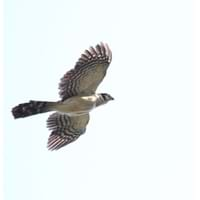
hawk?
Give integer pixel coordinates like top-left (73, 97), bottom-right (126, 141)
top-left (12, 42), bottom-right (114, 150)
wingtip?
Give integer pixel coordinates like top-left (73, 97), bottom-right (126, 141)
top-left (99, 42), bottom-right (112, 62)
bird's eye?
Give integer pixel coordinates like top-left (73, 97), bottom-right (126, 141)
top-left (101, 94), bottom-right (107, 101)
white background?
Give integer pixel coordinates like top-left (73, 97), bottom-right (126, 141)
top-left (3, 0), bottom-right (199, 200)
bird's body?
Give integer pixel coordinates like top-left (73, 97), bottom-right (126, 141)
top-left (39, 94), bottom-right (111, 116)
top-left (56, 95), bottom-right (98, 115)
top-left (12, 43), bottom-right (113, 150)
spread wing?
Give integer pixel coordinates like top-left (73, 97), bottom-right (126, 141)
top-left (47, 112), bottom-right (90, 150)
top-left (59, 42), bottom-right (112, 101)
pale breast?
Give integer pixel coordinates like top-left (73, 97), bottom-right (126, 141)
top-left (55, 96), bottom-right (97, 115)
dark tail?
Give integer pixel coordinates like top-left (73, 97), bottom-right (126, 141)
top-left (12, 100), bottom-right (56, 119)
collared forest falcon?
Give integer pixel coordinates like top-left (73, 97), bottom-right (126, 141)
top-left (12, 43), bottom-right (114, 151)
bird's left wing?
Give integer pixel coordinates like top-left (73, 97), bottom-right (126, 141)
top-left (59, 43), bottom-right (112, 101)
top-left (47, 112), bottom-right (90, 150)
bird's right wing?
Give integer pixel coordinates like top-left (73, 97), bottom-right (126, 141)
top-left (59, 43), bottom-right (112, 101)
top-left (47, 112), bottom-right (90, 150)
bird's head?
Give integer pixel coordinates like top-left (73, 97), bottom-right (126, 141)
top-left (100, 93), bottom-right (114, 103)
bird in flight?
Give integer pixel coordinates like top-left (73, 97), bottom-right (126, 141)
top-left (12, 42), bottom-right (114, 150)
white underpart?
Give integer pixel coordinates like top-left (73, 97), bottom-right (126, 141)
top-left (52, 95), bottom-right (102, 116)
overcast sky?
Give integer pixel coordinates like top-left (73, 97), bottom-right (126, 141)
top-left (4, 0), bottom-right (197, 200)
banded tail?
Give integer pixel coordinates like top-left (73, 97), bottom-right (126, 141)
top-left (12, 100), bottom-right (56, 119)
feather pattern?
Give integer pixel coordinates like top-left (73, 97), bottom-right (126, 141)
top-left (47, 112), bottom-right (89, 150)
top-left (59, 43), bottom-right (112, 101)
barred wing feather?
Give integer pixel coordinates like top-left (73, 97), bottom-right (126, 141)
top-left (59, 43), bottom-right (112, 101)
top-left (47, 112), bottom-right (90, 150)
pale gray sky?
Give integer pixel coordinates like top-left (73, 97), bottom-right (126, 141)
top-left (4, 0), bottom-right (196, 200)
